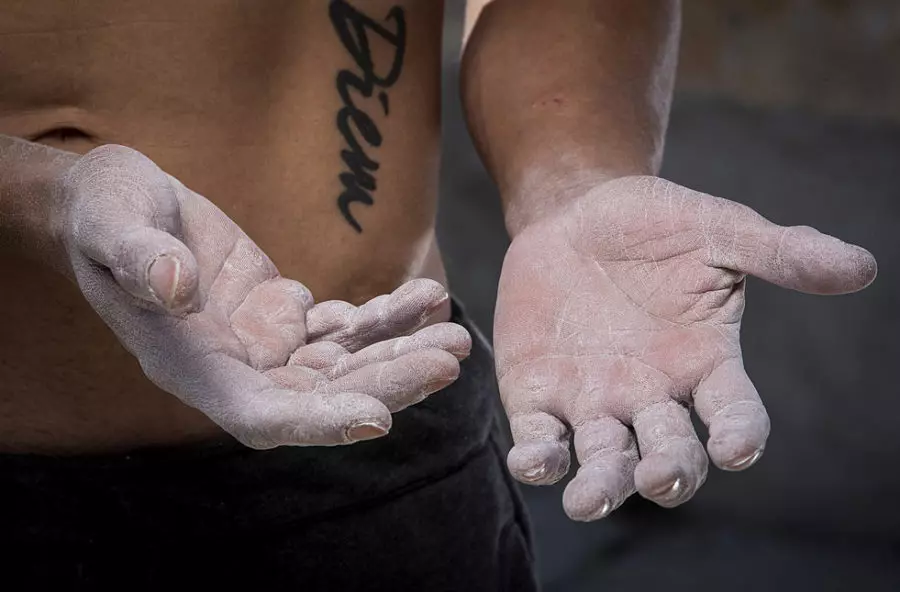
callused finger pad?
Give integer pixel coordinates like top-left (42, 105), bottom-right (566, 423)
top-left (563, 469), bottom-right (619, 521)
top-left (634, 448), bottom-right (706, 508)
top-left (706, 401), bottom-right (770, 470)
top-left (562, 453), bottom-right (637, 521)
top-left (563, 478), bottom-right (613, 522)
top-left (508, 441), bottom-right (570, 485)
top-left (779, 226), bottom-right (877, 294)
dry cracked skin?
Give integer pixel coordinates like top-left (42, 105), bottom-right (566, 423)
top-left (494, 175), bottom-right (876, 521)
top-left (55, 145), bottom-right (877, 521)
top-left (62, 144), bottom-right (471, 449)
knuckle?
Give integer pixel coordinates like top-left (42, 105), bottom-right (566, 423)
top-left (65, 144), bottom-right (179, 220)
top-left (64, 145), bottom-right (139, 191)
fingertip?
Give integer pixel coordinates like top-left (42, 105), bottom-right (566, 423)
top-left (783, 227), bottom-right (878, 294)
top-left (818, 229), bottom-right (878, 293)
top-left (147, 254), bottom-right (180, 304)
top-left (848, 244), bottom-right (877, 291)
top-left (507, 411), bottom-right (570, 484)
top-left (562, 454), bottom-right (637, 522)
top-left (634, 450), bottom-right (707, 508)
top-left (443, 323), bottom-right (473, 360)
top-left (715, 445), bottom-right (765, 472)
top-left (708, 433), bottom-right (766, 472)
top-left (562, 473), bottom-right (613, 522)
top-left (329, 392), bottom-right (393, 444)
top-left (280, 278), bottom-right (315, 312)
top-left (634, 455), bottom-right (688, 508)
top-left (705, 401), bottom-right (770, 471)
top-left (391, 278), bottom-right (450, 323)
top-left (147, 251), bottom-right (199, 311)
top-left (404, 277), bottom-right (448, 302)
top-left (96, 224), bottom-right (200, 312)
top-left (245, 390), bottom-right (393, 448)
top-left (345, 421), bottom-right (389, 442)
top-left (507, 441), bottom-right (570, 485)
top-left (397, 322), bottom-right (472, 360)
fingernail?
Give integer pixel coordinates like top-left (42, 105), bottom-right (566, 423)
top-left (346, 421), bottom-right (388, 442)
top-left (522, 464), bottom-right (547, 482)
top-left (424, 376), bottom-right (456, 393)
top-left (588, 498), bottom-right (612, 521)
top-left (450, 346), bottom-right (472, 360)
top-left (148, 254), bottom-right (180, 307)
top-left (651, 476), bottom-right (683, 499)
top-left (668, 477), bottom-right (683, 496)
top-left (725, 447), bottom-right (764, 471)
top-left (422, 289), bottom-right (450, 314)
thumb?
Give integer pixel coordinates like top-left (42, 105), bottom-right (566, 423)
top-left (65, 144), bottom-right (200, 311)
top-left (706, 200), bottom-right (877, 295)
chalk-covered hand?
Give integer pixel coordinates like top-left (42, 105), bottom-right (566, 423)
top-left (62, 145), bottom-right (469, 449)
top-left (494, 175), bottom-right (876, 520)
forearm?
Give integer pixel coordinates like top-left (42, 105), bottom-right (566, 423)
top-left (0, 135), bottom-right (80, 272)
top-left (461, 0), bottom-right (680, 236)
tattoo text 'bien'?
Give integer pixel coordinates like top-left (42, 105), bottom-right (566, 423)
top-left (329, 0), bottom-right (407, 233)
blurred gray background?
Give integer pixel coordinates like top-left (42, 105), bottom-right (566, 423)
top-left (438, 1), bottom-right (900, 590)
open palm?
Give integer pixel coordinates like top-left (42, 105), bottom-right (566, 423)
top-left (494, 176), bottom-right (876, 520)
top-left (65, 145), bottom-right (468, 450)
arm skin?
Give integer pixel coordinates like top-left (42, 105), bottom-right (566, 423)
top-left (0, 136), bottom-right (471, 447)
top-left (0, 135), bottom-right (80, 274)
top-left (461, 0), bottom-right (877, 520)
top-left (462, 0), bottom-right (679, 236)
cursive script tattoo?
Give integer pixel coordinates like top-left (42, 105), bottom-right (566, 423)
top-left (329, 0), bottom-right (407, 233)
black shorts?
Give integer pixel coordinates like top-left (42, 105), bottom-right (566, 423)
top-left (0, 302), bottom-right (539, 591)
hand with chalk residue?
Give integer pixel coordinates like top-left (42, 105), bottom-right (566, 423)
top-left (61, 145), bottom-right (470, 449)
top-left (494, 175), bottom-right (876, 520)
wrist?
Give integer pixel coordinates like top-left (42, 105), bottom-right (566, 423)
top-left (502, 160), bottom-right (652, 239)
top-left (0, 136), bottom-right (81, 275)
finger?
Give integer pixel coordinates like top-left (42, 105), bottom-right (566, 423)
top-left (145, 353), bottom-right (391, 449)
top-left (266, 364), bottom-right (327, 391)
top-left (632, 399), bottom-right (708, 508)
top-left (230, 278), bottom-right (314, 371)
top-left (327, 349), bottom-right (461, 412)
top-left (231, 389), bottom-right (392, 448)
top-left (205, 235), bottom-right (280, 316)
top-left (306, 278), bottom-right (449, 352)
top-left (499, 359), bottom-right (575, 486)
top-left (562, 417), bottom-right (638, 521)
top-left (288, 341), bottom-right (349, 371)
top-left (322, 322), bottom-right (472, 380)
top-left (278, 348), bottom-right (461, 412)
top-left (702, 197), bottom-right (876, 294)
top-left (66, 144), bottom-right (200, 312)
top-left (694, 357), bottom-right (770, 471)
top-left (506, 411), bottom-right (571, 486)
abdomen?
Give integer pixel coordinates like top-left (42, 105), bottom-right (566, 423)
top-left (0, 0), bottom-right (445, 452)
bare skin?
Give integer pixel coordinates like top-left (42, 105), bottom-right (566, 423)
top-left (463, 0), bottom-right (876, 518)
top-left (0, 0), bottom-right (878, 524)
top-left (0, 0), bottom-right (448, 452)
top-left (494, 177), bottom-right (874, 519)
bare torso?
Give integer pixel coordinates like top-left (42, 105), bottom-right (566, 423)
top-left (0, 0), bottom-right (448, 453)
